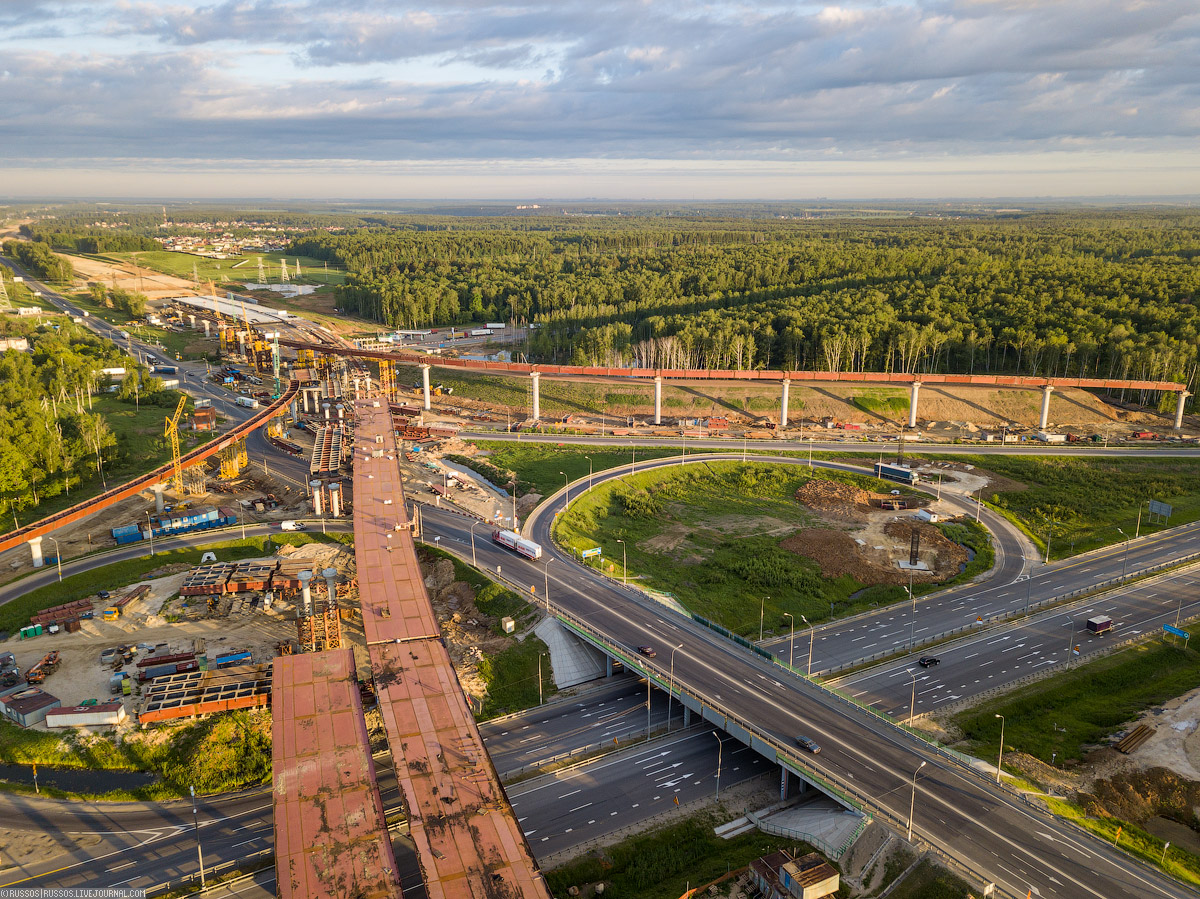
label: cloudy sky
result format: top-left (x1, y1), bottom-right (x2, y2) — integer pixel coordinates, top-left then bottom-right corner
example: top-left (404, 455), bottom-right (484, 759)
top-left (1, 0), bottom-right (1198, 199)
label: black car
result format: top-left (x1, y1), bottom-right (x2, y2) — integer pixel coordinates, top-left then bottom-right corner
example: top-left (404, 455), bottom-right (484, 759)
top-left (795, 735), bottom-right (821, 754)
top-left (918, 656), bottom-right (940, 667)
top-left (637, 646), bottom-right (657, 658)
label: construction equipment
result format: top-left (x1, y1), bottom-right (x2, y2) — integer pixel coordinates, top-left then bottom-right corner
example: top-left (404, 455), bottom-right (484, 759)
top-left (26, 651), bottom-right (61, 685)
top-left (218, 436), bottom-right (248, 480)
top-left (165, 394), bottom-right (187, 494)
top-left (379, 359), bottom-right (396, 402)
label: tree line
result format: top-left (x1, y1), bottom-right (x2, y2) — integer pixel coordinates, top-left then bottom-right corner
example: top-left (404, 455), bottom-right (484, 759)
top-left (287, 213), bottom-right (1200, 395)
top-left (3, 240), bottom-right (74, 283)
top-left (0, 318), bottom-right (178, 519)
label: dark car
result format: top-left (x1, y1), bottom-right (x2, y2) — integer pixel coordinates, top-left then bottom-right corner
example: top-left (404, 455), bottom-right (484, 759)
top-left (795, 735), bottom-right (821, 754)
top-left (97, 590), bottom-right (110, 600)
top-left (918, 656), bottom-right (940, 668)
top-left (637, 646), bottom-right (657, 658)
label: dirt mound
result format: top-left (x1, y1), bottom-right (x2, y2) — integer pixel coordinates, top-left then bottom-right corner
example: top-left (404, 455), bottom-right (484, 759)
top-left (781, 530), bottom-right (879, 582)
top-left (795, 479), bottom-right (871, 523)
top-left (1074, 766), bottom-right (1200, 851)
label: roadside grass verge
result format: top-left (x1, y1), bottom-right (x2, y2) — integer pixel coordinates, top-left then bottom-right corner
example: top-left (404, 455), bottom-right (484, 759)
top-left (0, 533), bottom-right (346, 635)
top-left (546, 814), bottom-right (799, 899)
top-left (920, 454), bottom-right (1200, 559)
top-left (952, 642), bottom-right (1200, 764)
top-left (883, 859), bottom-right (973, 899)
top-left (851, 389), bottom-right (910, 418)
top-left (0, 709), bottom-right (272, 800)
top-left (1045, 796), bottom-right (1200, 888)
top-left (551, 460), bottom-right (937, 635)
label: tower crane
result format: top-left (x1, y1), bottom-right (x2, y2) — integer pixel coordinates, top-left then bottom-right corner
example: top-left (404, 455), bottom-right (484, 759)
top-left (165, 394), bottom-right (187, 494)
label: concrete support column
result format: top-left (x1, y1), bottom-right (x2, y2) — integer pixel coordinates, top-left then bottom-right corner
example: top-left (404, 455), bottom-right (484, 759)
top-left (237, 332), bottom-right (246, 358)
top-left (322, 567), bottom-right (338, 599)
top-left (1039, 385), bottom-right (1055, 431)
top-left (1175, 391), bottom-right (1191, 430)
top-left (322, 403), bottom-right (331, 422)
top-left (151, 483), bottom-right (166, 513)
top-left (311, 481), bottom-right (324, 516)
top-left (908, 381), bottom-right (922, 429)
top-left (606, 656), bottom-right (614, 678)
top-left (420, 364), bottom-right (432, 411)
top-left (28, 536), bottom-right (44, 569)
top-left (336, 404), bottom-right (344, 421)
top-left (683, 706), bottom-right (692, 727)
top-left (781, 378), bottom-right (791, 428)
top-left (653, 376), bottom-right (663, 425)
top-left (289, 401), bottom-right (298, 421)
top-left (302, 390), bottom-right (310, 414)
top-left (353, 378), bottom-right (361, 400)
top-left (329, 483), bottom-right (342, 518)
top-left (298, 570), bottom-right (313, 617)
top-left (202, 320), bottom-right (211, 337)
top-left (188, 314), bottom-right (196, 329)
top-left (531, 371), bottom-right (541, 421)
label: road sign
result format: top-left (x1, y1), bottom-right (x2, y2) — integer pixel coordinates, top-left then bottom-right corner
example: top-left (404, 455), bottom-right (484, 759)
top-left (581, 547), bottom-right (602, 559)
top-left (1164, 624), bottom-right (1190, 639)
top-left (1149, 499), bottom-right (1173, 518)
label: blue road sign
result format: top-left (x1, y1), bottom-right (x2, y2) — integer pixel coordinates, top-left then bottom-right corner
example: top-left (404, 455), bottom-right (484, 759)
top-left (1164, 624), bottom-right (1190, 639)
top-left (581, 547), bottom-right (602, 558)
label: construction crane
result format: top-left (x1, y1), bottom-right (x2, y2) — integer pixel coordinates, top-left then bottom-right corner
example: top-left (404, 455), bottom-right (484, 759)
top-left (238, 296), bottom-right (260, 373)
top-left (165, 394), bottom-right (187, 494)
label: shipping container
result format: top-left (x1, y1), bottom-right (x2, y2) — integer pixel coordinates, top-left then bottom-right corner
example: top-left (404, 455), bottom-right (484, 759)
top-left (492, 529), bottom-right (543, 560)
top-left (874, 462), bottom-right (920, 486)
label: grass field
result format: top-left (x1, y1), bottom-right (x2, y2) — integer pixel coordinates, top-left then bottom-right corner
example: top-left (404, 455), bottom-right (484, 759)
top-left (0, 709), bottom-right (272, 800)
top-left (546, 814), bottom-right (797, 899)
top-left (925, 454), bottom-right (1200, 559)
top-left (66, 290), bottom-right (218, 361)
top-left (883, 859), bottom-right (972, 899)
top-left (0, 533), bottom-right (346, 635)
top-left (553, 460), bottom-right (926, 634)
top-left (107, 250), bottom-right (347, 287)
top-left (851, 388), bottom-right (911, 418)
top-left (953, 641), bottom-right (1200, 764)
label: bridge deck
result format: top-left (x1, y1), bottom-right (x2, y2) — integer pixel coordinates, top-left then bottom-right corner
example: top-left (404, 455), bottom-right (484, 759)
top-left (272, 648), bottom-right (401, 899)
top-left (353, 398), bottom-right (550, 899)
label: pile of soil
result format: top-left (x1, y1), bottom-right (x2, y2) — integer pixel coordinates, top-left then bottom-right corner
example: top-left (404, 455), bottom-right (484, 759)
top-left (1073, 767), bottom-right (1200, 853)
top-left (781, 529), bottom-right (882, 582)
top-left (795, 479), bottom-right (872, 523)
top-left (882, 520), bottom-right (969, 579)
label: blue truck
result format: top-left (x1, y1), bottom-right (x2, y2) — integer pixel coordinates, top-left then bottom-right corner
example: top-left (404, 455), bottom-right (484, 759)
top-left (874, 462), bottom-right (921, 486)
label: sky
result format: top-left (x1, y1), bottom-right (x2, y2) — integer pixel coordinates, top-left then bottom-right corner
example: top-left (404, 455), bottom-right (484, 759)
top-left (1, 0), bottom-right (1198, 200)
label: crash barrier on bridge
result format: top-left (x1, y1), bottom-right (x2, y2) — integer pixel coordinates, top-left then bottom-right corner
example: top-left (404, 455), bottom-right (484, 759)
top-left (352, 398), bottom-right (552, 899)
top-left (0, 379), bottom-right (300, 556)
top-left (279, 338), bottom-right (1186, 393)
top-left (814, 550), bottom-right (1200, 678)
top-left (144, 847), bottom-right (273, 896)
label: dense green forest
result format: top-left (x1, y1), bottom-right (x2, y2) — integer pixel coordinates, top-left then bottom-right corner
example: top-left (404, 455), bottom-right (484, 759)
top-left (0, 316), bottom-right (179, 519)
top-left (289, 213), bottom-right (1200, 394)
top-left (2, 240), bottom-right (74, 283)
top-left (20, 223), bottom-right (160, 254)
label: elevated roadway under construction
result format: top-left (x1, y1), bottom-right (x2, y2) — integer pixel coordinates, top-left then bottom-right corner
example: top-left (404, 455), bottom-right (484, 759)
top-left (277, 336), bottom-right (1193, 431)
top-left (348, 398), bottom-right (551, 899)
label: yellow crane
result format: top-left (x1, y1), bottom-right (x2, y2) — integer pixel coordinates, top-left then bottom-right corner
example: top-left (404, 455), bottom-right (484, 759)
top-left (165, 394), bottom-right (187, 494)
top-left (238, 296), bottom-right (260, 373)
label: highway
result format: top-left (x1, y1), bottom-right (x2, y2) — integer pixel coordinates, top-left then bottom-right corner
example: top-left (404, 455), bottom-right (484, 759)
top-left (418, 500), bottom-right (1198, 898)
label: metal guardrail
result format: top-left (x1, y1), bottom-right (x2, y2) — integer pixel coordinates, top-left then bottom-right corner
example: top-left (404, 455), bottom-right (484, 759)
top-left (145, 847), bottom-right (273, 896)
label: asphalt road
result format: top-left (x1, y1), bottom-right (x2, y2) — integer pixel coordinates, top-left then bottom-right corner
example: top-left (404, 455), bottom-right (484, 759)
top-left (462, 429), bottom-right (1200, 457)
top-left (834, 562), bottom-right (1200, 718)
top-left (416, 502), bottom-right (1196, 897)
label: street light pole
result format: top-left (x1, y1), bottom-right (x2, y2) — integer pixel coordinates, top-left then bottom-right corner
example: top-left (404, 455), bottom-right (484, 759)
top-left (713, 732), bottom-right (723, 800)
top-left (48, 536), bottom-right (62, 583)
top-left (759, 595), bottom-right (766, 642)
top-left (801, 614), bottom-right (814, 677)
top-left (907, 571), bottom-right (916, 651)
top-left (543, 559), bottom-right (553, 614)
top-left (559, 470), bottom-right (568, 507)
top-left (146, 511), bottom-right (155, 557)
top-left (538, 653), bottom-right (545, 705)
top-left (585, 455), bottom-right (593, 492)
top-left (783, 612), bottom-right (794, 668)
top-left (908, 669), bottom-right (917, 725)
top-left (190, 785), bottom-right (206, 887)
top-left (668, 642), bottom-right (683, 732)
top-left (995, 714), bottom-right (1006, 782)
top-left (470, 520), bottom-right (479, 568)
top-left (1117, 527), bottom-right (1130, 577)
top-left (907, 760), bottom-right (926, 842)
top-left (1024, 557), bottom-right (1032, 614)
top-left (1064, 615), bottom-right (1076, 668)
top-left (617, 539), bottom-right (627, 587)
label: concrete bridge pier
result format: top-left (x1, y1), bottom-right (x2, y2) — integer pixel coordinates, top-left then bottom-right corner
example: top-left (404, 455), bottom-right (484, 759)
top-left (531, 371), bottom-right (541, 421)
top-left (329, 482), bottom-right (342, 518)
top-left (202, 320), bottom-right (211, 337)
top-left (908, 381), bottom-right (921, 429)
top-left (420, 364), bottom-right (432, 411)
top-left (1175, 391), bottom-right (1192, 430)
top-left (1039, 385), bottom-right (1055, 430)
top-left (654, 376), bottom-right (663, 425)
top-left (151, 483), bottom-right (166, 513)
top-left (781, 378), bottom-right (791, 428)
top-left (682, 706), bottom-right (692, 727)
top-left (28, 536), bottom-right (44, 569)
top-left (311, 481), bottom-right (324, 516)
top-left (781, 767), bottom-right (808, 800)
top-left (301, 389), bottom-right (310, 414)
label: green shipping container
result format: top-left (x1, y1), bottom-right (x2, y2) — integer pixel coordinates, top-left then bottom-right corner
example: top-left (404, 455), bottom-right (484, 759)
top-left (122, 681), bottom-right (131, 696)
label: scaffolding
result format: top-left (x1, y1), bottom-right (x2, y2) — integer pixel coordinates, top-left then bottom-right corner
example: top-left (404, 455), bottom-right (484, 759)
top-left (219, 437), bottom-right (248, 480)
top-left (378, 359), bottom-right (396, 402)
top-left (297, 600), bottom-right (342, 653)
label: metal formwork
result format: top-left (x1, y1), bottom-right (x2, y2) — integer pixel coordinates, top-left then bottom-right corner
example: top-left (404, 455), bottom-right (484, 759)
top-left (138, 664), bottom-right (272, 723)
top-left (309, 425), bottom-right (344, 478)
